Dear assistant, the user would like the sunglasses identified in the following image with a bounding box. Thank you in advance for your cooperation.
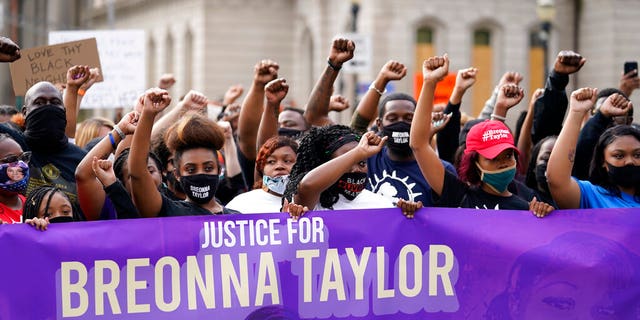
[0,151,31,165]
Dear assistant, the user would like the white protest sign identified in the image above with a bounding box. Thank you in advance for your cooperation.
[49,30,146,109]
[339,33,371,74]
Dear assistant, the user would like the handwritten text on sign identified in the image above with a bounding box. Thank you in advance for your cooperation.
[49,30,146,109]
[9,38,102,95]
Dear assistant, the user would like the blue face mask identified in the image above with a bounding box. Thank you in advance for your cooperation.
[476,162,516,193]
[263,175,289,196]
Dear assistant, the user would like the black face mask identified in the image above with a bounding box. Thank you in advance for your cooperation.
[179,174,219,204]
[49,216,74,223]
[24,105,67,153]
[381,121,412,157]
[335,172,367,201]
[165,171,185,194]
[606,163,640,189]
[278,127,303,139]
[535,163,550,194]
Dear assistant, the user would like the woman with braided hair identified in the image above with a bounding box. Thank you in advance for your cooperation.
[22,186,76,231]
[283,125,422,217]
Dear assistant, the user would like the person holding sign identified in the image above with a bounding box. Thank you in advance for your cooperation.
[129,88,239,217]
[410,54,554,217]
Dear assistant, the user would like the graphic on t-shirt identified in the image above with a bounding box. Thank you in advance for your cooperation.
[41,163,61,180]
[368,169,422,203]
[475,203,500,210]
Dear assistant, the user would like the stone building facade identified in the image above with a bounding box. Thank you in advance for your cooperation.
[2,0,639,124]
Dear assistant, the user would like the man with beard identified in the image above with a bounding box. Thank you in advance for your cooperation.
[350,60,463,207]
[0,81,87,219]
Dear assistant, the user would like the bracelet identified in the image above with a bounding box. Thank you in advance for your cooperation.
[113,125,126,140]
[327,59,341,71]
[368,83,386,96]
[108,132,117,149]
[77,88,86,96]
[490,114,507,121]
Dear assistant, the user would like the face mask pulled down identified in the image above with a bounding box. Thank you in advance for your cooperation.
[263,175,289,196]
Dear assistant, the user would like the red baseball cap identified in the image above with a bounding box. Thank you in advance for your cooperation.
[464,120,519,159]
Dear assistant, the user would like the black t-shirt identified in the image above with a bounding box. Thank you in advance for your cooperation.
[104,180,139,219]
[236,141,256,188]
[26,143,87,218]
[433,170,530,210]
[0,124,87,218]
[159,194,240,217]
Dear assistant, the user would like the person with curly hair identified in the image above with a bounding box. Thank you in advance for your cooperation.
[227,136,297,213]
[283,125,422,217]
[22,186,76,231]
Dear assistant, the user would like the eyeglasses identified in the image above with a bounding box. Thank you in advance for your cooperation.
[0,151,31,164]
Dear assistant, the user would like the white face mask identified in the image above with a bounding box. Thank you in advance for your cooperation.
[263,175,289,196]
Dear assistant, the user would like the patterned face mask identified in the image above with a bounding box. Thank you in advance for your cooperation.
[0,158,30,194]
[263,175,289,196]
[335,172,367,200]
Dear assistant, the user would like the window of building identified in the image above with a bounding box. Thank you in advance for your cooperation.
[471,29,493,116]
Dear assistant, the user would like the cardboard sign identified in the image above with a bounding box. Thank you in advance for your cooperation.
[49,30,146,109]
[9,38,102,96]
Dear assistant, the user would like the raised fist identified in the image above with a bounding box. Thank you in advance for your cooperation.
[223,84,244,105]
[422,54,449,83]
[66,65,90,88]
[554,51,586,75]
[496,84,525,110]
[158,74,176,90]
[569,87,598,114]
[329,95,349,112]
[181,90,208,113]
[254,60,279,86]
[379,60,407,82]
[143,88,171,114]
[265,78,289,105]
[599,93,631,118]
[455,67,478,91]
[0,36,20,62]
[328,38,356,67]
[498,71,523,87]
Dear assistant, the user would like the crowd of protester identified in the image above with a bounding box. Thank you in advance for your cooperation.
[0,33,637,231]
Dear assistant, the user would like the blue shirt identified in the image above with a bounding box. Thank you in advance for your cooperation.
[577,179,640,208]
[366,146,456,206]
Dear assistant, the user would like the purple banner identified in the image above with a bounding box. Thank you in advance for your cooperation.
[0,207,639,319]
